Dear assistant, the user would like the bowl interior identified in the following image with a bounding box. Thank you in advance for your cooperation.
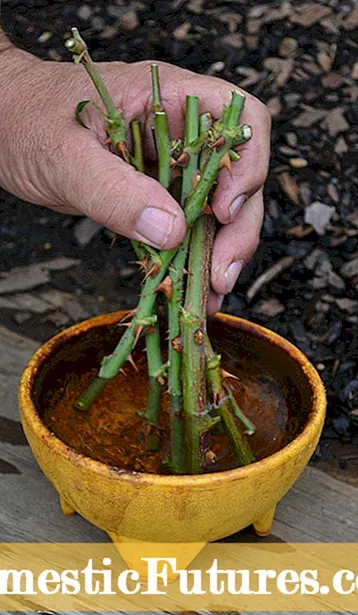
[33,314,313,451]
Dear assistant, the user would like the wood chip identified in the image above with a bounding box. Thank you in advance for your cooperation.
[264,57,294,87]
[352,62,358,80]
[253,298,286,317]
[348,212,358,229]
[304,202,335,235]
[277,172,299,205]
[293,107,328,128]
[174,21,192,39]
[335,136,348,155]
[247,257,294,302]
[323,107,349,137]
[266,96,282,117]
[289,158,308,169]
[0,259,80,295]
[317,49,335,72]
[341,257,358,278]
[221,33,243,49]
[0,293,50,314]
[285,224,313,238]
[343,7,358,30]
[235,67,261,87]
[290,4,332,27]
[74,218,101,247]
[327,183,339,203]
[322,72,344,89]
[336,298,358,314]
[279,37,298,58]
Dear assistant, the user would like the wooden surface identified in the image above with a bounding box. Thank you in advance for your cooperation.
[0,325,357,615]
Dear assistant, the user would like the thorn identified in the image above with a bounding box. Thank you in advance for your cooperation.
[202,202,213,215]
[133,324,145,347]
[116,140,130,163]
[221,369,239,381]
[171,336,183,353]
[146,325,156,335]
[219,152,232,176]
[110,235,118,249]
[192,171,202,191]
[213,391,221,407]
[119,322,132,328]
[205,450,217,464]
[120,368,127,377]
[182,268,189,275]
[209,135,226,152]
[176,151,190,168]
[127,354,139,372]
[157,375,165,386]
[154,275,173,300]
[119,309,137,324]
[132,258,150,273]
[170,157,177,167]
[104,137,112,146]
[143,263,160,282]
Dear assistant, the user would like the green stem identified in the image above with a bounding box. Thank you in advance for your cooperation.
[66,28,126,147]
[131,120,144,173]
[168,95,199,473]
[75,90,250,410]
[182,214,215,474]
[224,386,256,436]
[205,337,255,466]
[151,65,171,189]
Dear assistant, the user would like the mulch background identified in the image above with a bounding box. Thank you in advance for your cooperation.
[1,0,357,481]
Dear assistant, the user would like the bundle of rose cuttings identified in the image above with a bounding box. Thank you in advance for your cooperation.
[65,28,256,475]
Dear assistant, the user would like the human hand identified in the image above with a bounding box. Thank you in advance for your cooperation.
[0,49,270,312]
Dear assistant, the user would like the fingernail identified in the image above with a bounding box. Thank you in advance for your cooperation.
[135,207,175,248]
[229,194,247,220]
[225,260,243,293]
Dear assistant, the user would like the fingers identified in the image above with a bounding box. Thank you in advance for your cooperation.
[207,290,224,316]
[60,135,186,250]
[211,190,264,295]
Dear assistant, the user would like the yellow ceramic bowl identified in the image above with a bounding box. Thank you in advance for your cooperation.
[19,312,325,569]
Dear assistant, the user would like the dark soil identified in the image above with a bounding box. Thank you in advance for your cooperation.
[1,0,357,481]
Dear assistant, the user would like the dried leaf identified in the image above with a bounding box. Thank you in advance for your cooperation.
[277,172,299,205]
[304,202,335,235]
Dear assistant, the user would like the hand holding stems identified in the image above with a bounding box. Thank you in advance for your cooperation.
[66,28,256,473]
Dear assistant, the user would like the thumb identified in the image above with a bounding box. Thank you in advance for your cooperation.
[65,145,186,250]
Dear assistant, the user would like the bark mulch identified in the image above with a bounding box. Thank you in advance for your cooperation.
[0,0,357,481]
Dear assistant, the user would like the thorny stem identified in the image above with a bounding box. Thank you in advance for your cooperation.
[75,90,250,410]
[139,66,172,442]
[168,95,200,473]
[205,337,255,466]
[66,28,127,150]
[182,214,216,474]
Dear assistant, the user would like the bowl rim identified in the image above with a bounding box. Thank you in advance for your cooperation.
[19,311,326,487]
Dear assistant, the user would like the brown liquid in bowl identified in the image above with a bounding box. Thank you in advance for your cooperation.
[42,348,295,474]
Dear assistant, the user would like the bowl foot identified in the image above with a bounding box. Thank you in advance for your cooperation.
[107,533,206,582]
[253,505,276,537]
[59,495,76,516]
